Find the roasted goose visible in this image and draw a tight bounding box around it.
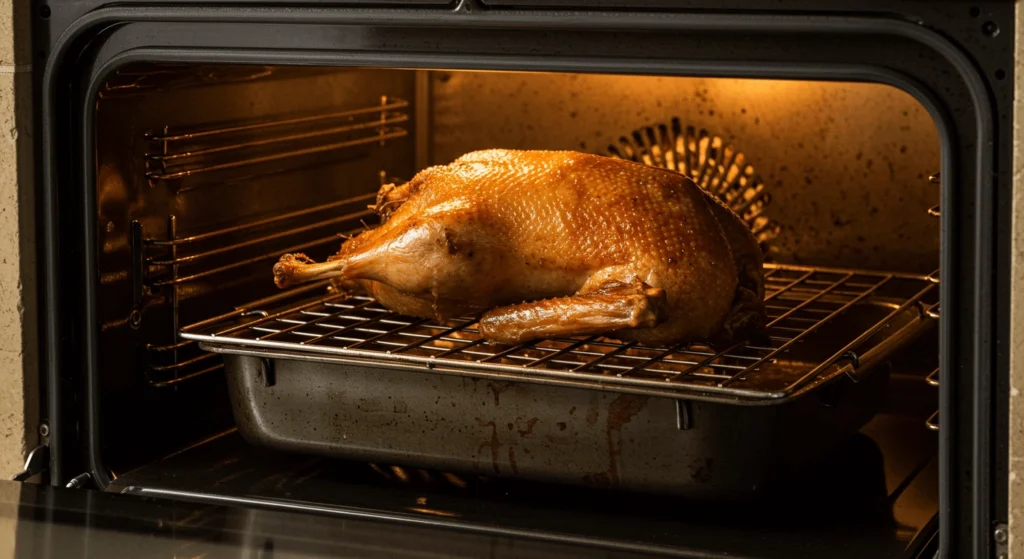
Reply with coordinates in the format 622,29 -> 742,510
274,149 -> 766,346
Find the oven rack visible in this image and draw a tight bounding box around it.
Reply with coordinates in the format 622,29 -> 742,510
145,96 -> 409,182
181,263 -> 938,404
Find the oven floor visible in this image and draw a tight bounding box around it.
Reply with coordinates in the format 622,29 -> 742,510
106,408 -> 937,559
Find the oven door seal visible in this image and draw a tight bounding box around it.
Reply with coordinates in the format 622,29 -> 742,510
37,6 -> 1009,558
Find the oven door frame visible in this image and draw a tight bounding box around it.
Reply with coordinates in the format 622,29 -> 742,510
36,4 -> 1012,558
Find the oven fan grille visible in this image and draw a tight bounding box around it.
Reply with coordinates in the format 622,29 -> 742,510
182,263 -> 937,403
605,118 -> 780,255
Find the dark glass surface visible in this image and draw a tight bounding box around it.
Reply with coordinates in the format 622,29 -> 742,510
107,414 -> 937,558
9,481 -> 660,558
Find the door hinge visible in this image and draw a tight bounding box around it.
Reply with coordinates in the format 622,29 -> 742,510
65,472 -> 92,489
12,445 -> 49,482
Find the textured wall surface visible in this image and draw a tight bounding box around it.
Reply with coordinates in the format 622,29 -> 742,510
432,72 -> 941,273
1011,1 -> 1024,556
0,0 -> 37,479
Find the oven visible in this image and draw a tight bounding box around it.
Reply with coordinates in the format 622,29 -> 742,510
22,1 -> 1013,557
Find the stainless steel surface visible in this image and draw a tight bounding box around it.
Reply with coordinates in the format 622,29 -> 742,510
183,263 -> 937,404
605,117 -> 779,254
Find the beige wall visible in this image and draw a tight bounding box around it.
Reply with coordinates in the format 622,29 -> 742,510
0,0 -> 37,478
1012,1 -> 1024,556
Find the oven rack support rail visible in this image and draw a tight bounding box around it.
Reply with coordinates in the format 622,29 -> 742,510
182,263 -> 938,405
926,367 -> 940,431
134,191 -> 384,387
144,96 -> 409,182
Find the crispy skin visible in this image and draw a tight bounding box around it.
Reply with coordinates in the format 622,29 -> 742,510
274,149 -> 766,345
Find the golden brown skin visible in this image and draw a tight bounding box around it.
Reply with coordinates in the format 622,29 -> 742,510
274,149 -> 766,346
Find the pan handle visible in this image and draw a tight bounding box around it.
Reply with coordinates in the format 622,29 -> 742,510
835,307 -> 934,385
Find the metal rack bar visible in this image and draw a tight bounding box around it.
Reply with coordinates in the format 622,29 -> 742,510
218,293 -> 346,339
147,98 -> 409,142
147,128 -> 408,180
143,192 -> 376,291
527,336 -> 600,368
393,320 -> 478,354
926,368 -> 939,387
258,299 -> 376,341
436,337 -> 488,359
480,341 -> 539,363
150,230 -> 360,287
147,192 -> 375,247
148,363 -> 225,389
147,114 -> 409,163
148,209 -> 374,267
148,352 -> 218,372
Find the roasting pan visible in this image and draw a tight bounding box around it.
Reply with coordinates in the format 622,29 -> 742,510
188,265 -> 937,497
210,349 -> 889,499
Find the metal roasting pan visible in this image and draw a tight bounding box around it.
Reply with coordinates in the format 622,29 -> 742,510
202,298 -> 933,498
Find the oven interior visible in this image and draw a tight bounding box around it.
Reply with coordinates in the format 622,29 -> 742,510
90,63 -> 941,557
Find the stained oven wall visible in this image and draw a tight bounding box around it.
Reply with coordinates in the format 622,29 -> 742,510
431,72 -> 941,273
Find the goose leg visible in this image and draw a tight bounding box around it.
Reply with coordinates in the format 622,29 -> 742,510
478,280 -> 668,345
273,253 -> 347,288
